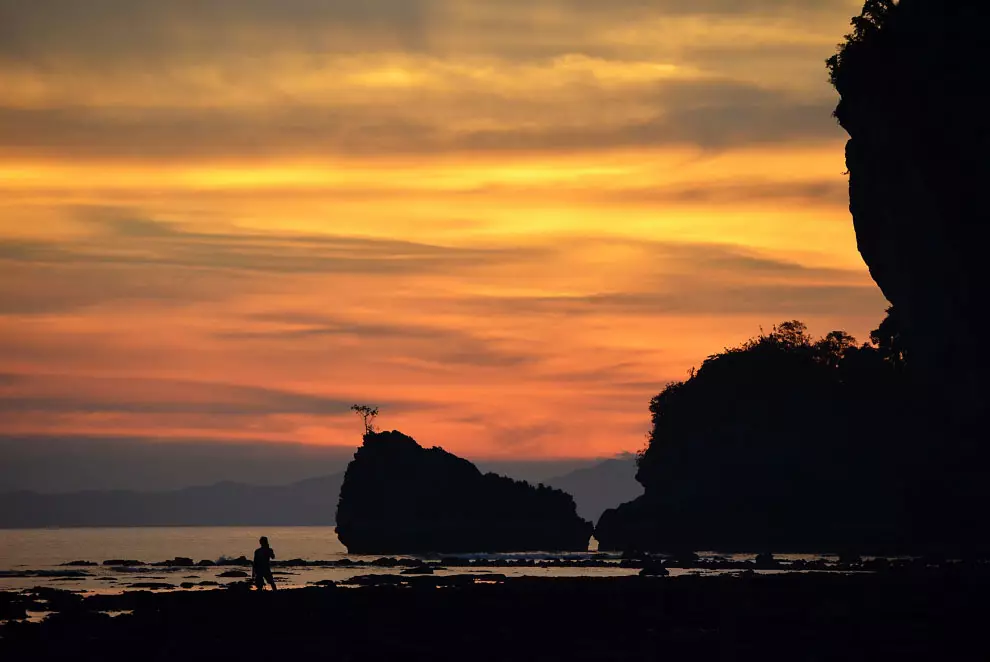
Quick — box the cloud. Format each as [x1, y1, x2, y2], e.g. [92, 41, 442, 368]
[0, 0, 876, 463]
[0, 0, 856, 160]
[469, 284, 885, 318]
[0, 222, 880, 323]
[0, 0, 430, 62]
[222, 313, 538, 369]
[0, 373, 431, 416]
[0, 1, 859, 64]
[0, 215, 548, 314]
[625, 180, 848, 206]
[578, 284, 885, 316]
[0, 78, 841, 160]
[445, 239, 888, 318]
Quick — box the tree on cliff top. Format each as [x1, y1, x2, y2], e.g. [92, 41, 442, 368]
[827, 0, 896, 89]
[351, 404, 379, 436]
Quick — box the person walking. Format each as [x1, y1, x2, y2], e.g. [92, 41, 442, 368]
[252, 536, 277, 591]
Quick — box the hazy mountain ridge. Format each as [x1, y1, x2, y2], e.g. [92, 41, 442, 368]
[0, 456, 640, 529]
[545, 457, 642, 523]
[0, 473, 344, 528]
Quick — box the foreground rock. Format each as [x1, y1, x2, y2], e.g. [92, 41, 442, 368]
[829, 1, 990, 547]
[335, 430, 593, 553]
[595, 321, 908, 553]
[3, 573, 989, 661]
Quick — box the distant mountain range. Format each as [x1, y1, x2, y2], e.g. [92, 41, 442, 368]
[0, 474, 344, 528]
[0, 458, 641, 528]
[546, 457, 642, 523]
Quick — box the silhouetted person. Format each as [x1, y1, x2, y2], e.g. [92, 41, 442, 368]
[252, 536, 277, 591]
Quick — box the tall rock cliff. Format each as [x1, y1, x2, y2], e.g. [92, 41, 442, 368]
[829, 0, 990, 545]
[830, 0, 988, 419]
[595, 324, 908, 553]
[335, 431, 593, 554]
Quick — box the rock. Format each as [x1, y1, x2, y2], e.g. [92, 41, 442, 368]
[166, 557, 195, 567]
[639, 565, 669, 577]
[0, 592, 29, 621]
[103, 560, 144, 566]
[401, 566, 434, 575]
[754, 553, 778, 569]
[180, 583, 196, 589]
[371, 557, 402, 567]
[217, 556, 250, 567]
[277, 558, 311, 567]
[60, 561, 97, 567]
[24, 587, 84, 612]
[217, 570, 249, 578]
[829, 0, 990, 549]
[197, 560, 216, 567]
[838, 553, 862, 567]
[128, 583, 174, 590]
[594, 318, 911, 554]
[198, 581, 220, 587]
[335, 430, 593, 554]
[342, 574, 405, 587]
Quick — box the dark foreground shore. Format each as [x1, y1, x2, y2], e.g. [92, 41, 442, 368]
[3, 571, 988, 661]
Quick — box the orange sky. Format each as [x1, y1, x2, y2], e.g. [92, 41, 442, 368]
[0, 0, 885, 460]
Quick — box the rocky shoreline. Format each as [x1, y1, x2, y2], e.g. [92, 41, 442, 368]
[2, 570, 989, 661]
[1, 550, 957, 579]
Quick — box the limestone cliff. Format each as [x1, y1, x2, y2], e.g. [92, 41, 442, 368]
[335, 431, 593, 554]
[594, 323, 909, 553]
[829, 0, 990, 545]
[829, 0, 989, 418]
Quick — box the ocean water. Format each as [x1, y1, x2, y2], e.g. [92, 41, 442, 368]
[0, 527, 640, 593]
[0, 527, 850, 595]
[0, 526, 349, 568]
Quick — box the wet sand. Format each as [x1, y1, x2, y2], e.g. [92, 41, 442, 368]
[2, 569, 988, 661]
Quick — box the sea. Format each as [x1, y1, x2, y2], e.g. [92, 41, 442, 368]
[0, 526, 850, 595]
[0, 526, 644, 593]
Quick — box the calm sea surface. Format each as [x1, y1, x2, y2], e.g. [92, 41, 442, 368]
[1, 526, 349, 568]
[0, 527, 643, 593]
[0, 527, 844, 595]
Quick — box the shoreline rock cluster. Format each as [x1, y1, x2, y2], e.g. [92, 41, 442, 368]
[4, 572, 990, 661]
[335, 430, 593, 554]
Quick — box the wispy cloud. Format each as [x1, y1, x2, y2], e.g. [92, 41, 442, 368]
[0, 0, 880, 460]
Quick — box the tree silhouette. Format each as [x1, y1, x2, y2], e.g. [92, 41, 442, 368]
[870, 307, 908, 369]
[351, 404, 379, 436]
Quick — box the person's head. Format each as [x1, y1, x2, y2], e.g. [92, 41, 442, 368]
[259, 536, 269, 547]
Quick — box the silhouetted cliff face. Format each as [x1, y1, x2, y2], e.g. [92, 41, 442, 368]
[334, 431, 593, 554]
[830, 0, 990, 545]
[830, 0, 989, 418]
[596, 322, 912, 553]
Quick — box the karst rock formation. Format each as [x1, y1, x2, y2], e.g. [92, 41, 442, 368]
[830, 0, 988, 419]
[595, 0, 990, 554]
[335, 430, 593, 554]
[830, 0, 990, 546]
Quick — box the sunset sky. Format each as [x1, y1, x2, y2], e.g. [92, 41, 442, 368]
[0, 0, 886, 466]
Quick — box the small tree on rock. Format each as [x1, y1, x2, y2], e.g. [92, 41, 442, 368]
[351, 404, 380, 435]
